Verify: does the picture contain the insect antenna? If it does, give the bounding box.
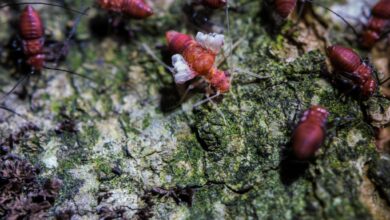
[193,91,227,124]
[0,2,89,15]
[193,92,221,108]
[0,105,28,120]
[304,0,359,36]
[42,65,96,82]
[224,0,235,82]
[380,77,390,85]
[232,67,271,80]
[141,43,174,72]
[42,7,95,83]
[54,6,91,66]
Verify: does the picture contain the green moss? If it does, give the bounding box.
[368,154,390,204]
[161,48,375,218]
[0,0,386,219]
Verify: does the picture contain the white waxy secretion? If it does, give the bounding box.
[172,54,196,84]
[195,32,224,54]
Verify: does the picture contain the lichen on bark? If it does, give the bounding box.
[0,0,390,219]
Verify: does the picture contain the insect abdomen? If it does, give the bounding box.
[292,106,329,160]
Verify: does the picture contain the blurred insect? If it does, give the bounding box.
[193,0,227,9]
[361,0,390,48]
[291,105,329,160]
[326,45,377,99]
[273,0,339,19]
[166,31,230,95]
[0,2,88,14]
[274,0,297,19]
[271,0,356,34]
[1,5,92,100]
[97,0,153,19]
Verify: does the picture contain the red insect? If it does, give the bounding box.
[97,0,153,19]
[19,5,46,71]
[292,105,329,160]
[361,0,390,48]
[197,0,227,9]
[166,31,230,93]
[274,0,297,19]
[0,5,93,101]
[326,45,377,98]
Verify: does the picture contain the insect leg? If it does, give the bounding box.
[0,72,32,101]
[141,43,174,72]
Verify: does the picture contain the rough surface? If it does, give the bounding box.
[0,0,390,219]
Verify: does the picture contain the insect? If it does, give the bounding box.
[274,0,297,19]
[272,0,356,35]
[291,105,329,160]
[166,31,230,94]
[194,0,227,9]
[360,0,390,48]
[97,0,153,19]
[19,5,46,71]
[0,2,88,13]
[326,45,377,99]
[0,5,92,100]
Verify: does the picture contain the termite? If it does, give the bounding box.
[17,5,90,74]
[291,105,329,160]
[193,0,227,9]
[143,30,267,113]
[0,2,88,14]
[273,0,337,19]
[274,0,297,19]
[361,0,390,48]
[19,5,45,71]
[272,0,356,34]
[166,31,230,94]
[0,5,92,100]
[326,45,377,99]
[97,0,153,19]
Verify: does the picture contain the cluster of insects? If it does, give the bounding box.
[269,0,390,160]
[0,0,389,205]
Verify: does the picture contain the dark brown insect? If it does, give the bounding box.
[97,0,153,19]
[361,0,390,48]
[292,105,329,160]
[326,45,377,98]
